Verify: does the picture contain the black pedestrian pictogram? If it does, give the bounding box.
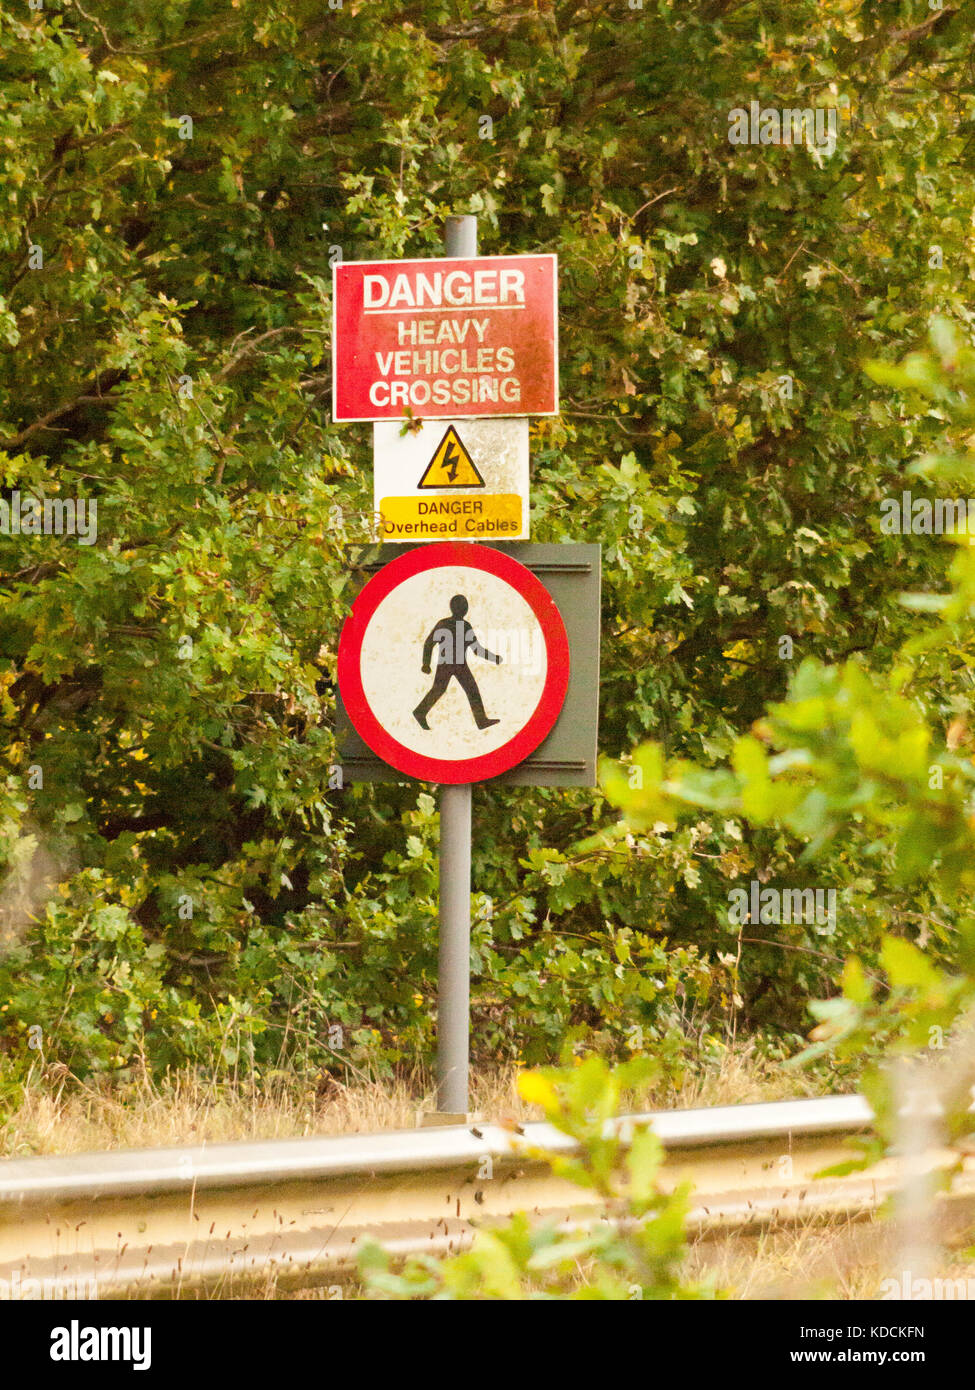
[413,595,502,730]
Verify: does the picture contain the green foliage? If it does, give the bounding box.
[3,2,975,1081]
[607,322,975,1159]
[360,1057,714,1300]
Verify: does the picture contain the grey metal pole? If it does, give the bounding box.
[437,782,472,1112]
[436,213,477,1115]
[444,213,477,259]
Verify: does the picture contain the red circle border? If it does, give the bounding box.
[337,543,569,784]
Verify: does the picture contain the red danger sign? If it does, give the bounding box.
[332,254,558,422]
[337,543,569,783]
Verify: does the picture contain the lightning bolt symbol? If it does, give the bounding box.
[443,442,459,483]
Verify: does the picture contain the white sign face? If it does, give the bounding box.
[372,418,528,543]
[360,565,546,761]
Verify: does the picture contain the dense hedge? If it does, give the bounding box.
[1,1,972,1082]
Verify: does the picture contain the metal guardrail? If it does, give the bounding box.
[0,1093,874,1205]
[2,1093,968,1298]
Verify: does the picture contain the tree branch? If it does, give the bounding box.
[0,371,126,452]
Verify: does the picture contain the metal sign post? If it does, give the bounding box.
[436,213,476,1116]
[333,215,590,1121]
[437,780,471,1114]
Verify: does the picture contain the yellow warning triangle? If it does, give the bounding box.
[417,426,485,489]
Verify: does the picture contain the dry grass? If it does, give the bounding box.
[662,1043,827,1110]
[0,1061,522,1158]
[0,1040,828,1159]
[688,1214,886,1299]
[687,1212,975,1300]
[278,1222,975,1302]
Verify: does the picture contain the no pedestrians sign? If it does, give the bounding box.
[332,254,558,421]
[336,543,569,783]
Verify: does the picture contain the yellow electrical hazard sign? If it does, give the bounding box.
[373,418,530,542]
[378,494,522,539]
[417,426,485,489]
